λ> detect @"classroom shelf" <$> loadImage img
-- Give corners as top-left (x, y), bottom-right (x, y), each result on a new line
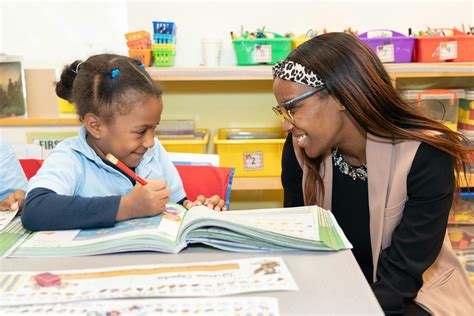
top-left (232, 177), bottom-right (283, 191)
top-left (146, 66), bottom-right (273, 81)
top-left (146, 63), bottom-right (474, 81)
top-left (0, 117), bottom-right (81, 126)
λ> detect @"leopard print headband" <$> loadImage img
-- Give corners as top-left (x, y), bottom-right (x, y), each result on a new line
top-left (272, 60), bottom-right (325, 88)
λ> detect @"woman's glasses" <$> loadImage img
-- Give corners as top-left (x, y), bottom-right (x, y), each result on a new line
top-left (272, 86), bottom-right (325, 123)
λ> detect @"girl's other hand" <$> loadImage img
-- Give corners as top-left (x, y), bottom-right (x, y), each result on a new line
top-left (0, 190), bottom-right (25, 212)
top-left (184, 195), bottom-right (227, 211)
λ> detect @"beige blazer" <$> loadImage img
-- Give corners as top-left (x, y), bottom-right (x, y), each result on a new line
top-left (304, 134), bottom-right (474, 315)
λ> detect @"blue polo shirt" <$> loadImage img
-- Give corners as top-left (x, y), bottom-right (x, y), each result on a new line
top-left (0, 137), bottom-right (28, 201)
top-left (22, 127), bottom-right (186, 231)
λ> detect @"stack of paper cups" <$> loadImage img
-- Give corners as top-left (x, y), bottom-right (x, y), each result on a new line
top-left (202, 37), bottom-right (222, 67)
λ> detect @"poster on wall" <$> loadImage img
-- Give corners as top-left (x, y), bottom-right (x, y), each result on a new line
top-left (0, 55), bottom-right (26, 118)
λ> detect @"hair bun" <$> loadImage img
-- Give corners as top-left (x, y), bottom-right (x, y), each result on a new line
top-left (55, 60), bottom-right (82, 102)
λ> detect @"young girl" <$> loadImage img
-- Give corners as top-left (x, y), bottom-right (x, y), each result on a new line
top-left (22, 54), bottom-right (225, 231)
top-left (0, 137), bottom-right (28, 212)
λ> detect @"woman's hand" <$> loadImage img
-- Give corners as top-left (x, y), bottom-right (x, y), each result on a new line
top-left (184, 195), bottom-right (227, 211)
top-left (0, 190), bottom-right (25, 212)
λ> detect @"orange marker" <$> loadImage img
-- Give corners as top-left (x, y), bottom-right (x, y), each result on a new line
top-left (105, 153), bottom-right (148, 185)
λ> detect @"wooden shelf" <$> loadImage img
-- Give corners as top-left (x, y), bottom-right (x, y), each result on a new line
top-left (0, 117), bottom-right (80, 126)
top-left (147, 66), bottom-right (273, 81)
top-left (232, 177), bottom-right (283, 191)
top-left (386, 62), bottom-right (474, 79)
top-left (146, 63), bottom-right (474, 81)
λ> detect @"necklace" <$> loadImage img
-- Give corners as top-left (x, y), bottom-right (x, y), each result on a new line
top-left (332, 147), bottom-right (368, 181)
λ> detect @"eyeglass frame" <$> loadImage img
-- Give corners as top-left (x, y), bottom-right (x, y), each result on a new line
top-left (272, 85), bottom-right (326, 123)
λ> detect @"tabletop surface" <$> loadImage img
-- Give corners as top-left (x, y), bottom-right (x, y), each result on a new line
top-left (1, 246), bottom-right (383, 315)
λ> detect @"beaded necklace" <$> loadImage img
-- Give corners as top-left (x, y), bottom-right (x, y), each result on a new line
top-left (332, 147), bottom-right (368, 181)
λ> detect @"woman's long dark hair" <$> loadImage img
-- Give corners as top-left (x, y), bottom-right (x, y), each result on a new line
top-left (286, 32), bottom-right (471, 205)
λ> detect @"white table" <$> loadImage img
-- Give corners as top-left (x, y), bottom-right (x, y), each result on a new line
top-left (0, 246), bottom-right (383, 315)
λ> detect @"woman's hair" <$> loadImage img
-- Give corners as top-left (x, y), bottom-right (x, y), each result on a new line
top-left (286, 32), bottom-right (471, 205)
top-left (56, 54), bottom-right (162, 123)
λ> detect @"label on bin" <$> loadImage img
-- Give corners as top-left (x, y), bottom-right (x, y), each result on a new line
top-left (439, 41), bottom-right (457, 60)
top-left (254, 45), bottom-right (272, 63)
top-left (376, 44), bottom-right (394, 63)
top-left (243, 152), bottom-right (263, 171)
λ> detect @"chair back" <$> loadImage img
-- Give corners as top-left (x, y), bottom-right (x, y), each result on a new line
top-left (175, 165), bottom-right (235, 208)
top-left (19, 159), bottom-right (44, 180)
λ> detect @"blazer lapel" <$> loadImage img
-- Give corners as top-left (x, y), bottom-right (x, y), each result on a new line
top-left (366, 133), bottom-right (393, 281)
top-left (321, 152), bottom-right (333, 210)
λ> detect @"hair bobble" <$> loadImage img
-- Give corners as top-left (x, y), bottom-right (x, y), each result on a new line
top-left (139, 64), bottom-right (145, 69)
top-left (111, 68), bottom-right (120, 78)
top-left (71, 61), bottom-right (83, 74)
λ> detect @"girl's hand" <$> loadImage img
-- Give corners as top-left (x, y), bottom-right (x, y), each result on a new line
top-left (184, 195), bottom-right (227, 212)
top-left (0, 190), bottom-right (25, 212)
top-left (117, 179), bottom-right (171, 221)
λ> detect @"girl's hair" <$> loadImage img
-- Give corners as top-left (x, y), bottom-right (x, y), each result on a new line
top-left (286, 32), bottom-right (471, 205)
top-left (56, 54), bottom-right (162, 123)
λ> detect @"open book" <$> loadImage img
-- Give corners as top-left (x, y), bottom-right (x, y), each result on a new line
top-left (11, 204), bottom-right (352, 257)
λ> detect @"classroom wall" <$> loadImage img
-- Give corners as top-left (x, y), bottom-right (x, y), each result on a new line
top-left (1, 0), bottom-right (472, 68)
top-left (1, 0), bottom-right (128, 68)
top-left (128, 0), bottom-right (474, 67)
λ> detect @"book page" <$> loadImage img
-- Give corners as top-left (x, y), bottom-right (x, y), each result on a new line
top-left (0, 210), bottom-right (18, 231)
top-left (0, 257), bottom-right (296, 307)
top-left (18, 204), bottom-right (187, 249)
top-left (0, 217), bottom-right (28, 257)
top-left (2, 297), bottom-right (279, 315)
top-left (183, 205), bottom-right (320, 241)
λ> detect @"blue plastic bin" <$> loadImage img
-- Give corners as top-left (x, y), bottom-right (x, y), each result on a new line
top-left (152, 21), bottom-right (176, 35)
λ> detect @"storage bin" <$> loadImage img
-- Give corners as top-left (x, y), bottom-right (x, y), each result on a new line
top-left (158, 129), bottom-right (209, 154)
top-left (214, 128), bottom-right (286, 177)
top-left (292, 30), bottom-right (313, 49)
top-left (152, 53), bottom-right (177, 65)
top-left (153, 34), bottom-right (176, 45)
top-left (126, 38), bottom-right (151, 50)
top-left (402, 89), bottom-right (465, 131)
top-left (58, 98), bottom-right (75, 114)
top-left (458, 89), bottom-right (474, 136)
top-left (156, 119), bottom-right (194, 137)
top-left (359, 30), bottom-right (415, 63)
top-left (448, 192), bottom-right (474, 284)
top-left (128, 49), bottom-right (152, 67)
top-left (152, 21), bottom-right (176, 35)
top-left (232, 32), bottom-right (292, 65)
top-left (125, 30), bottom-right (150, 41)
top-left (413, 28), bottom-right (474, 62)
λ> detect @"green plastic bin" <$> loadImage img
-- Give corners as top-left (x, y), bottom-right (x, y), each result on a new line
top-left (232, 32), bottom-right (292, 65)
top-left (152, 44), bottom-right (176, 67)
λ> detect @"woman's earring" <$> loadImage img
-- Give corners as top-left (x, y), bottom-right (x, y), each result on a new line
top-left (95, 135), bottom-right (100, 139)
top-left (340, 106), bottom-right (346, 111)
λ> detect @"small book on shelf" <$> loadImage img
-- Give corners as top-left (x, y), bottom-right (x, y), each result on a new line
top-left (8, 204), bottom-right (352, 257)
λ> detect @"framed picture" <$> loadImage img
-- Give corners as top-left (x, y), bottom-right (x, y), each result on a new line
top-left (0, 55), bottom-right (26, 118)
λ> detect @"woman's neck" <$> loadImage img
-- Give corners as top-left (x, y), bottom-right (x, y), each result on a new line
top-left (336, 117), bottom-right (367, 166)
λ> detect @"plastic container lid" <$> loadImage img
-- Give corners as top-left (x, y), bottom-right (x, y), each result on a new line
top-left (402, 89), bottom-right (465, 100)
top-left (463, 89), bottom-right (474, 100)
